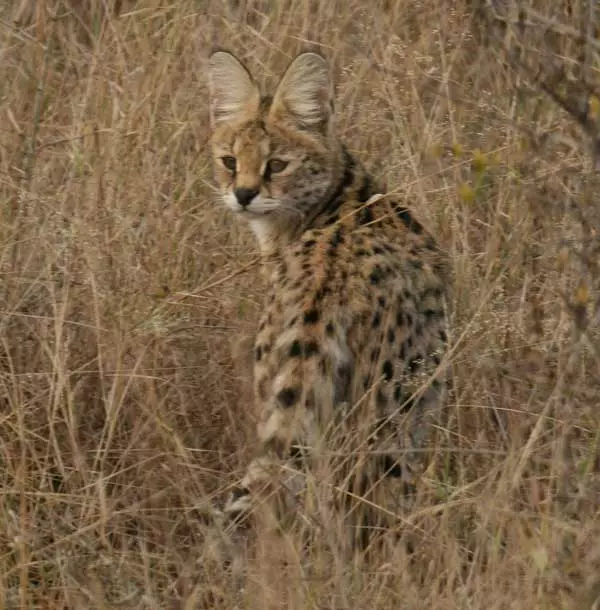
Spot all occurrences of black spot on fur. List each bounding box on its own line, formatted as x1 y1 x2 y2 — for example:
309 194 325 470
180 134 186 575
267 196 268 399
387 328 395 343
399 397 415 413
289 341 302 358
303 239 317 249
326 152 354 204
408 358 421 373
369 267 382 285
325 322 335 336
371 347 380 362
230 486 250 501
357 176 373 202
372 311 381 328
373 245 384 255
357 206 374 225
439 329 448 343
396 206 424 234
304 309 320 324
393 383 403 402
255 346 263 362
382 360 393 381
425 308 442 320
330 228 343 247
334 362 352 404
378 296 386 307
380 455 403 477
315 286 331 300
277 387 300 408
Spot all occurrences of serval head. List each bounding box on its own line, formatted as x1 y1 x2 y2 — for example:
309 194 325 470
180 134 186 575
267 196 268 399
207 50 345 249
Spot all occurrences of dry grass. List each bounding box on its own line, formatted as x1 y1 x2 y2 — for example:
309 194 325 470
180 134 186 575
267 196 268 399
1 0 599 608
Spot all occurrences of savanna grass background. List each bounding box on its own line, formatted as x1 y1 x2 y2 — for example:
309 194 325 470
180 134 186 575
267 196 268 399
1 0 600 608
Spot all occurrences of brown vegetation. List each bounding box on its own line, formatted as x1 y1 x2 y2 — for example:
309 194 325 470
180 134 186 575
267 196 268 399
1 1 599 608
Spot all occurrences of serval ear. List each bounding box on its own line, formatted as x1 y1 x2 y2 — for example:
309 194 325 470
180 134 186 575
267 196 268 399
208 51 260 128
269 52 333 132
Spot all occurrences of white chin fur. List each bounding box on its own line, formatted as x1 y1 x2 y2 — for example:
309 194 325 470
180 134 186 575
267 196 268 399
222 192 275 249
223 192 241 212
248 217 273 249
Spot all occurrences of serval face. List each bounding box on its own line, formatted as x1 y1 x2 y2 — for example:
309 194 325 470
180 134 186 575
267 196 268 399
208 51 345 246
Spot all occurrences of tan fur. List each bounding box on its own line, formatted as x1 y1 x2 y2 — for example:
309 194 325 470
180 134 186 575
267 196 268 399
208 51 451 551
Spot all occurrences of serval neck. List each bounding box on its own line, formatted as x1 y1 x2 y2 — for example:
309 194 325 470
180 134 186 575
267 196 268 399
254 148 378 260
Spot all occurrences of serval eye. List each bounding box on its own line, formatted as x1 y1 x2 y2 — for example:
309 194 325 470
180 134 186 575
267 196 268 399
266 159 288 175
221 156 237 171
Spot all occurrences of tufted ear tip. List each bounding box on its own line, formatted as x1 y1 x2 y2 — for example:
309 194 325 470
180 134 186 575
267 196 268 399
208 46 231 58
291 51 329 70
269 52 333 132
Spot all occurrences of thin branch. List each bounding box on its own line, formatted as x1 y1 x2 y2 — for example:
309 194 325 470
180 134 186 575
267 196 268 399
484 2 600 54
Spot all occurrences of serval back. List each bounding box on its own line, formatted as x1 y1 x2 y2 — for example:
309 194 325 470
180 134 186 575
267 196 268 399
208 50 451 553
